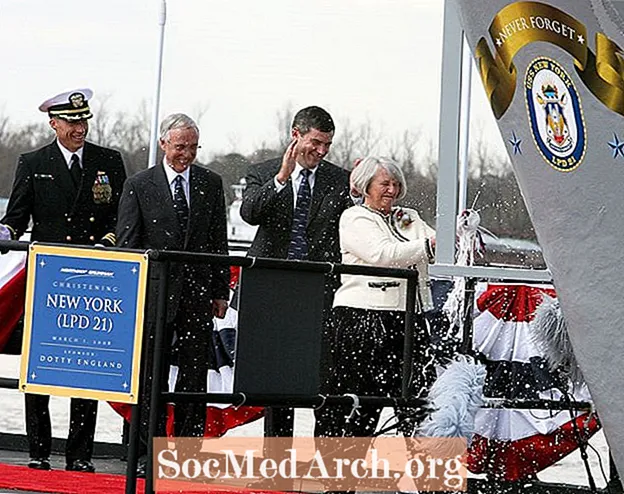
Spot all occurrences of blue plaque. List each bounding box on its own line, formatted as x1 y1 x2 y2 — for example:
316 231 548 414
20 245 148 404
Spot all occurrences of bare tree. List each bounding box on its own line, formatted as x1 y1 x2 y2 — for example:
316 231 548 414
275 104 294 149
192 102 210 126
0 102 538 244
0 112 10 143
357 119 382 157
88 93 114 145
419 140 439 180
226 131 241 154
329 119 359 168
0 117 51 197
469 121 508 178
82 100 152 175
386 129 422 166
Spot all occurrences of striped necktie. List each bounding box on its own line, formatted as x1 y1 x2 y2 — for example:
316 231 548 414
287 169 312 260
173 175 189 236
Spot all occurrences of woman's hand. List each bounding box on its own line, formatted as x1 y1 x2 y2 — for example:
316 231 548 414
425 236 436 263
212 299 229 319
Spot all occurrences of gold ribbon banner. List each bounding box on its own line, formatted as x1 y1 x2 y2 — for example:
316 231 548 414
578 33 624 116
475 1 624 118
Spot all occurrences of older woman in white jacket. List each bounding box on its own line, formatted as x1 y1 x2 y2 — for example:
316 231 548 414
315 156 436 438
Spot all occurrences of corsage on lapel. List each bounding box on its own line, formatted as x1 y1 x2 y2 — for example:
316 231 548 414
92 171 112 204
392 207 414 229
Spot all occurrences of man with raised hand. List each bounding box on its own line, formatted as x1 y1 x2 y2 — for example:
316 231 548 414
241 106 352 437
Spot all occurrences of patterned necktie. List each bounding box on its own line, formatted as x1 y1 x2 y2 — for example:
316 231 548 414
173 175 189 236
69 154 82 189
287 169 312 260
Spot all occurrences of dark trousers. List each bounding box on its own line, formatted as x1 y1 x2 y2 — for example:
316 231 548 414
314 307 432 438
139 298 214 445
25 393 97 462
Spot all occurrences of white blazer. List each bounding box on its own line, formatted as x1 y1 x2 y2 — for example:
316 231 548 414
333 205 435 312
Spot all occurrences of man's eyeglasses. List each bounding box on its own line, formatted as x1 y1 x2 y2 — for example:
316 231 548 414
167 141 201 152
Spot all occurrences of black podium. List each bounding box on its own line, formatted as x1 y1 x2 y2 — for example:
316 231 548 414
234 267 325 396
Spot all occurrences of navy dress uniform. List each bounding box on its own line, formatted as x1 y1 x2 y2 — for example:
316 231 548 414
0 89 127 472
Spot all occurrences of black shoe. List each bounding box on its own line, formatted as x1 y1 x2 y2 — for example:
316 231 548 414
28 457 51 470
66 459 95 473
136 456 147 479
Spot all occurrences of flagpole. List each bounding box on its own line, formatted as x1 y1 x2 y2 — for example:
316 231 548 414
457 34 472 213
147 0 167 168
435 0 463 265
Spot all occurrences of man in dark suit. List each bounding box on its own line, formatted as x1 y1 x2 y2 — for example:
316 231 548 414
240 106 352 436
0 88 127 472
116 113 229 474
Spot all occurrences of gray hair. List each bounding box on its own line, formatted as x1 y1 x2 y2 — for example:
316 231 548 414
159 113 199 141
350 156 407 200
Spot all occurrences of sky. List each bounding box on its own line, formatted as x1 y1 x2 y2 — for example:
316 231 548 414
0 0 505 161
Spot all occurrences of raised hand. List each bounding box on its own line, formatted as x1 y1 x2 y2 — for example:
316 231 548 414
276 139 298 185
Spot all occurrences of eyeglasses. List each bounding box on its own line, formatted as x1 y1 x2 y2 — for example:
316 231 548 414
166 141 201 153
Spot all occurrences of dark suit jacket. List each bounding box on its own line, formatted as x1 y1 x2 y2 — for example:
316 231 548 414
1 141 126 245
116 163 229 321
241 158 351 263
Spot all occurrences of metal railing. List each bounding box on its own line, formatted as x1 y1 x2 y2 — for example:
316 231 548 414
0 239 428 494
0 239 596 494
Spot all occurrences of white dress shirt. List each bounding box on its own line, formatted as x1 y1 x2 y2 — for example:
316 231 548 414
163 161 190 206
57 141 84 169
274 163 318 207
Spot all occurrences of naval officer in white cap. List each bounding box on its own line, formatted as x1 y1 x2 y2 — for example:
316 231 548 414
0 88 127 472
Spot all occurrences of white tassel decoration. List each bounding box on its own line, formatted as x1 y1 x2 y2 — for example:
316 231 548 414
418 355 487 443
530 294 585 386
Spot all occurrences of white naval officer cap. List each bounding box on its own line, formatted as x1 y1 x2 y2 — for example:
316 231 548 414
38 88 94 121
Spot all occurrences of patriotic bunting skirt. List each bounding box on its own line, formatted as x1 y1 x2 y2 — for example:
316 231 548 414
0 250 26 352
467 283 600 480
